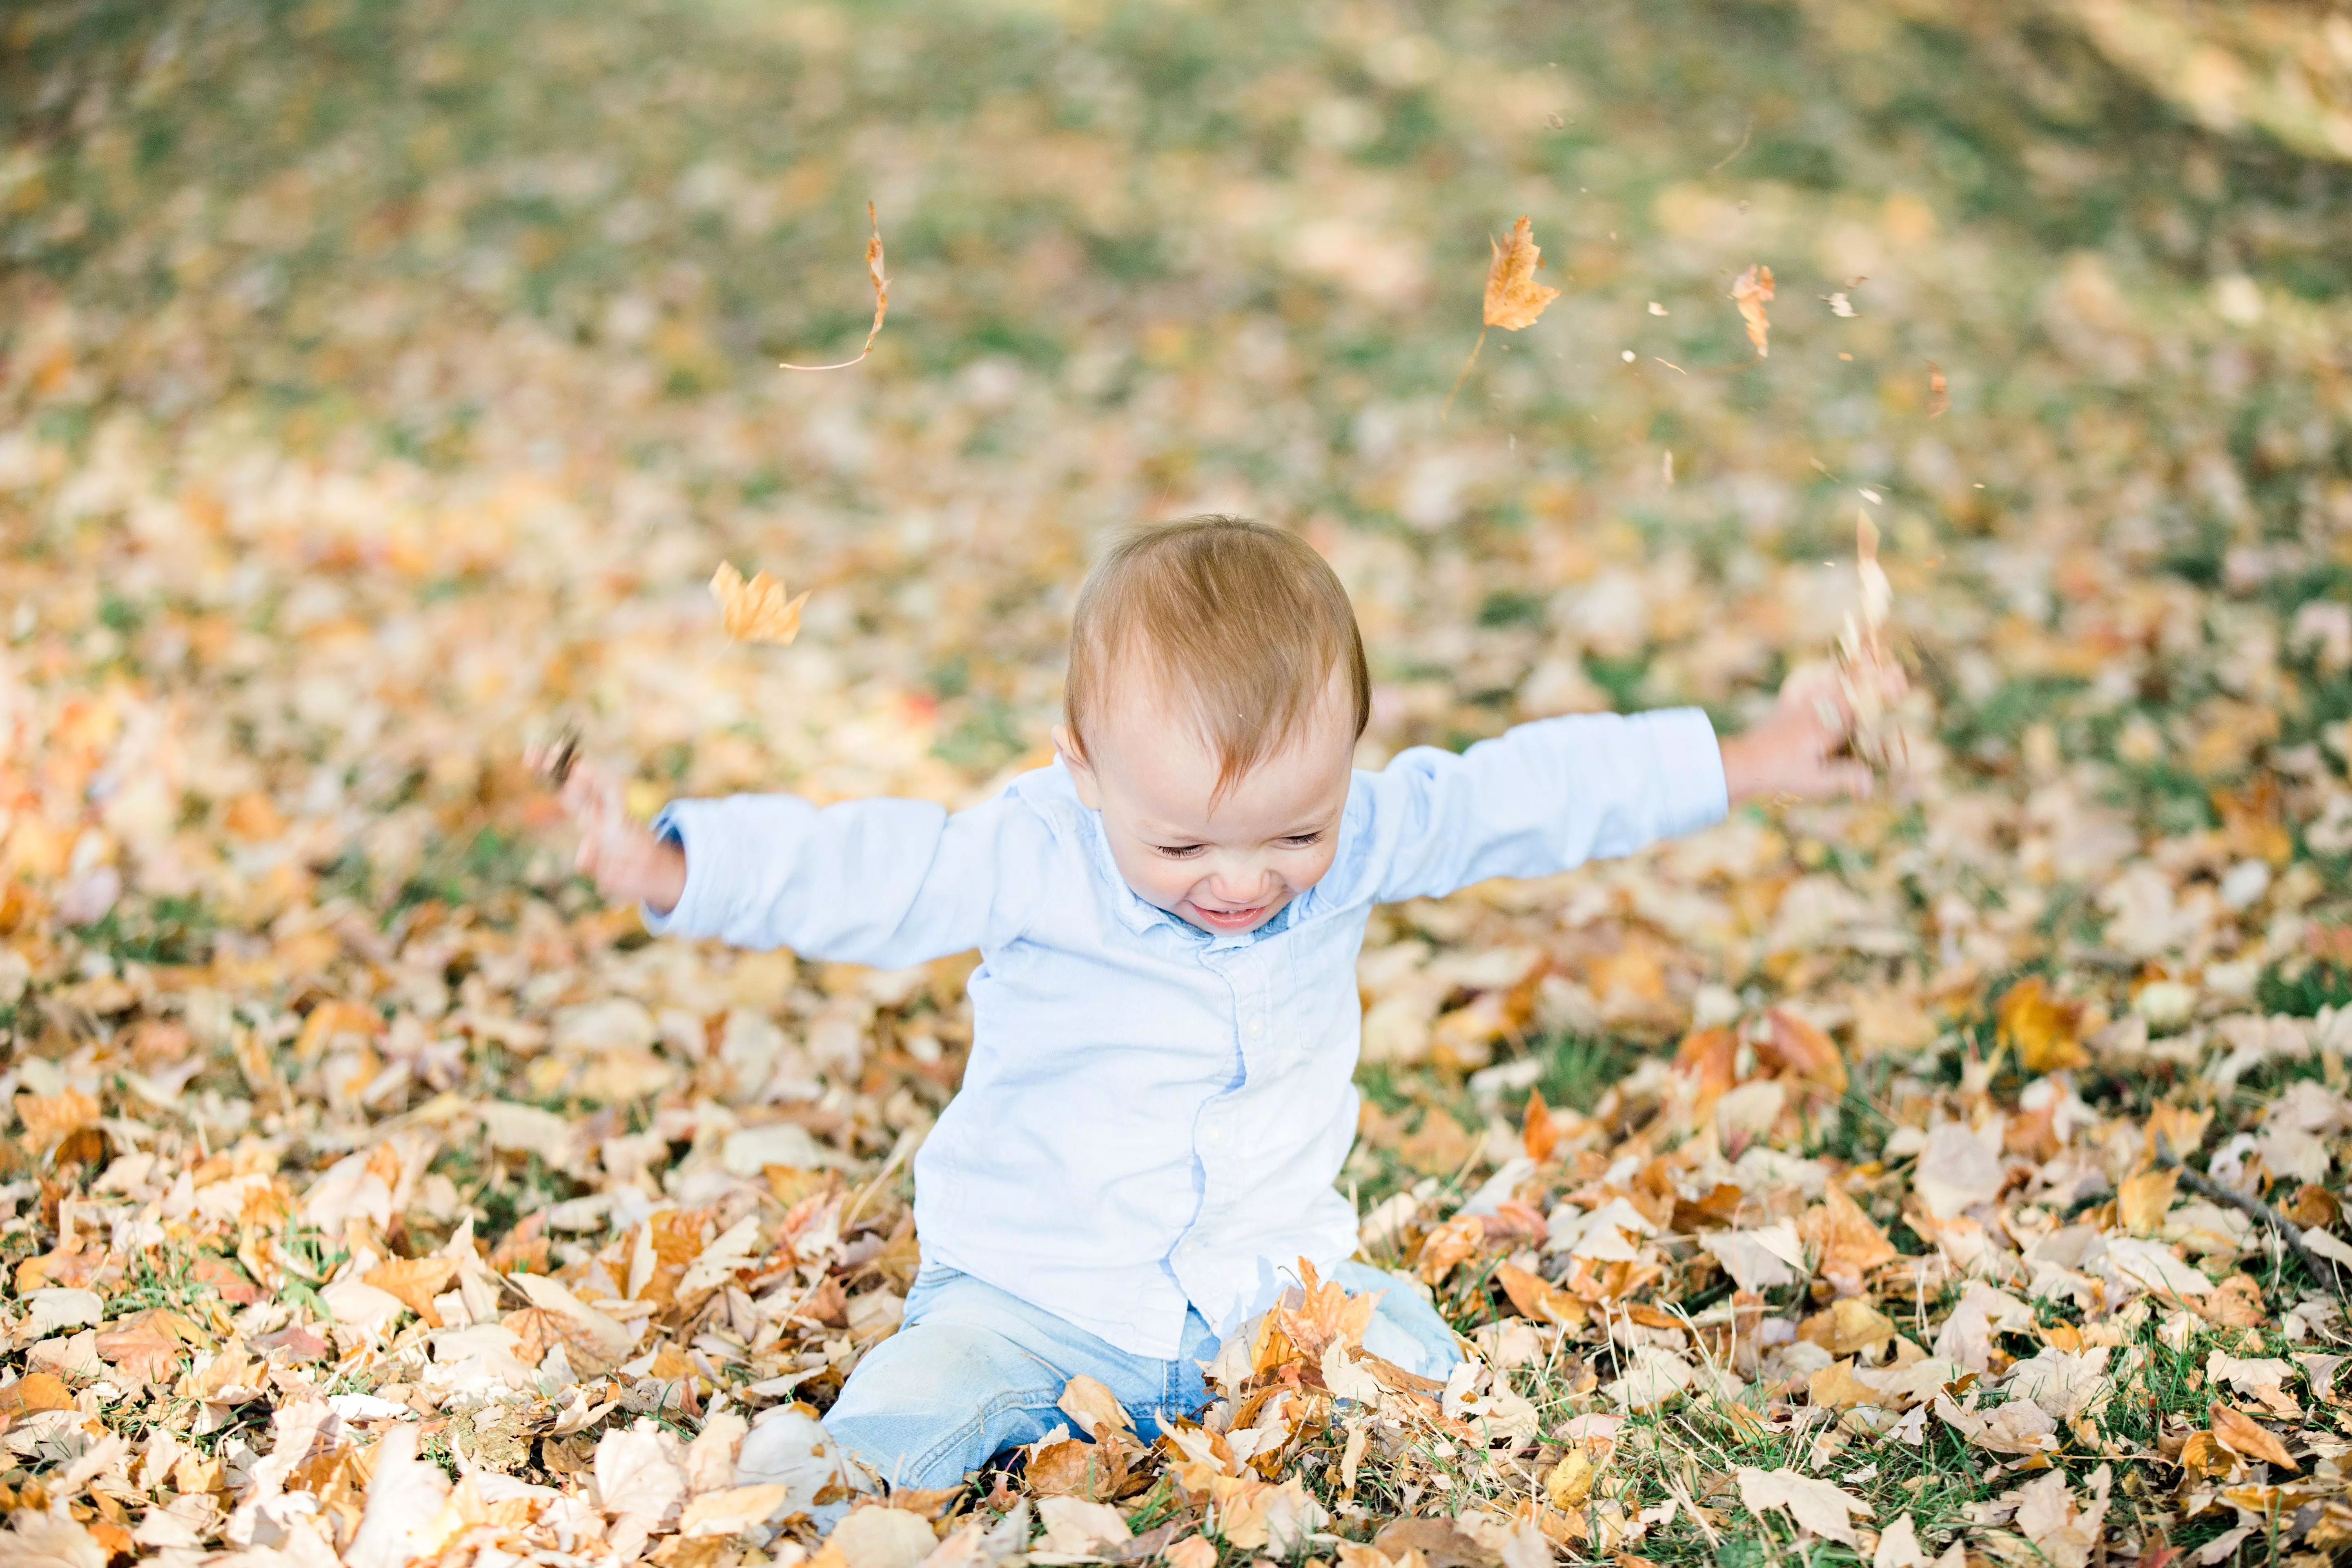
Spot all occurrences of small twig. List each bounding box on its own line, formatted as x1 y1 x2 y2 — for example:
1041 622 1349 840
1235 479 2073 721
2155 1135 2348 1298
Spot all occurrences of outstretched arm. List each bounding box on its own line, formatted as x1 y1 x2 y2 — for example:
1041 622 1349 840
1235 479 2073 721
536 756 1046 965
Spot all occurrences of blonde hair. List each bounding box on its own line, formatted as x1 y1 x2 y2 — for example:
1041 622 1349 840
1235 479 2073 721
1064 516 1370 797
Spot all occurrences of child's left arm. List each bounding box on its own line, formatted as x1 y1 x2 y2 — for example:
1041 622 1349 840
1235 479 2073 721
1352 664 1895 907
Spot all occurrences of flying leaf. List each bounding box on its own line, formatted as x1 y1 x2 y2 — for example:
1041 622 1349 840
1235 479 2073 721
1733 1466 1870 1547
711 562 813 646
1732 264 1775 357
1484 216 1561 331
1927 361 1949 417
781 202 889 371
1445 215 1560 420
1837 507 1908 771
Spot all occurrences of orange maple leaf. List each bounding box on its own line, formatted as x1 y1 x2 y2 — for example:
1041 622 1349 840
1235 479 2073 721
1732 263 1775 357
1446 215 1561 421
1484 215 1561 331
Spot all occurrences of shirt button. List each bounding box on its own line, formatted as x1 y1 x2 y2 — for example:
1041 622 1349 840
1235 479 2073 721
1246 1018 1265 1038
1203 1127 1224 1146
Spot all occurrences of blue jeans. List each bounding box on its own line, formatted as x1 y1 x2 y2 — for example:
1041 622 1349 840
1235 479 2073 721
825 1261 1460 1490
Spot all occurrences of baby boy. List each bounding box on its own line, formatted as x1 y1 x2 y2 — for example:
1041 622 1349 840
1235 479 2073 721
555 515 1870 1490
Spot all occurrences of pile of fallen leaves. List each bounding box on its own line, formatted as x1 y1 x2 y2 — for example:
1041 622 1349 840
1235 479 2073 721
7 0 2352 1566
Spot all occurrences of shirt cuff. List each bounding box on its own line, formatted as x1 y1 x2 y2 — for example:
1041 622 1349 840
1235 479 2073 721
639 801 710 937
1640 707 1729 837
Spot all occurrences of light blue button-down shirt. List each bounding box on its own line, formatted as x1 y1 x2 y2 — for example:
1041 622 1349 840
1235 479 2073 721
648 708 1726 1357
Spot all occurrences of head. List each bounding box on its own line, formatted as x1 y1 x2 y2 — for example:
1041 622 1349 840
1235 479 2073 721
1054 516 1370 935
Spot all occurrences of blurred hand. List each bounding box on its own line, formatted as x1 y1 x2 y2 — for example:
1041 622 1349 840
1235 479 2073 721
526 746 688 914
1719 662 1885 805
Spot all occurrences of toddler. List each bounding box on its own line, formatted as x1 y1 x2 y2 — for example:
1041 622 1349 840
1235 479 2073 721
555 516 1870 1490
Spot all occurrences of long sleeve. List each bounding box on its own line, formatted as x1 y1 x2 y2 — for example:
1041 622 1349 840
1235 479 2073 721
641 790 1052 966
1348 708 1727 905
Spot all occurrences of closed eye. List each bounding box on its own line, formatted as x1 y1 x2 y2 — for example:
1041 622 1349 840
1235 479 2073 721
1152 843 1208 860
1276 832 1324 849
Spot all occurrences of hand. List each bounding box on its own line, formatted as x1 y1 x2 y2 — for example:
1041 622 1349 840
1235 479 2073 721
527 746 688 913
1719 662 1879 806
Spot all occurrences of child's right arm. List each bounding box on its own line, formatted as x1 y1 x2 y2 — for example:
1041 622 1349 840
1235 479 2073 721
545 760 1045 966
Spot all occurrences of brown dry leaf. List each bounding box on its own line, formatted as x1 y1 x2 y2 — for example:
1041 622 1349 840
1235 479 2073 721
1761 1009 1847 1093
2209 1401 2296 1470
1806 1359 1887 1412
781 201 889 370
1800 1185 1898 1291
710 562 813 647
1056 1374 1135 1440
95 1308 204 1383
1731 264 1775 356
1027 1435 1129 1501
16 1089 100 1152
1496 1262 1589 1328
1522 1086 1560 1163
1485 216 1561 332
1997 978 2089 1074
363 1256 459 1326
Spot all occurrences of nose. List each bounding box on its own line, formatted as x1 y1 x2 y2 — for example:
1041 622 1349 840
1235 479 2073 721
1203 858 1275 907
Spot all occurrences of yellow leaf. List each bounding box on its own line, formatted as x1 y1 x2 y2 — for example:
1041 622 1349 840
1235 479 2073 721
364 1257 459 1327
2116 1166 2178 1234
1731 264 1775 357
1484 216 1561 331
1998 977 2089 1074
710 562 812 646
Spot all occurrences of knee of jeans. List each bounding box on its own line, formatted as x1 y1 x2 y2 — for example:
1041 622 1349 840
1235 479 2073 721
826 1321 1068 1488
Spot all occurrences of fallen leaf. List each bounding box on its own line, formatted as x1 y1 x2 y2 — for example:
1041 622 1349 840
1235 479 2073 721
2208 1401 2294 1470
781 201 889 370
363 1256 459 1325
94 1308 204 1383
1733 1466 1869 1547
1998 978 2088 1075
681 1483 789 1537
1034 1495 1131 1557
1731 265 1775 357
711 562 813 646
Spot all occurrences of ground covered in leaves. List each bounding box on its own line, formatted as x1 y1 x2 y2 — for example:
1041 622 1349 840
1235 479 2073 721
4 0 2352 1565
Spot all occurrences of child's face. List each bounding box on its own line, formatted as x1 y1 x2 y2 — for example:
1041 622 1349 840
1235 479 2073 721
1056 669 1354 935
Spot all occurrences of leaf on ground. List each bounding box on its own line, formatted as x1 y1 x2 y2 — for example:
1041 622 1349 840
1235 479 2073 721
94 1308 204 1383
1733 1466 1870 1547
1998 977 2088 1074
2208 1400 2295 1469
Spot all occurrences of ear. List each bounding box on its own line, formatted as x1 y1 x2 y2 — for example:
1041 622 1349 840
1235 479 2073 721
1053 723 1103 810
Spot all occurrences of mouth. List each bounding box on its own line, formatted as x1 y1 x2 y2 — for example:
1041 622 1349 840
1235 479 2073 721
1189 901 1271 931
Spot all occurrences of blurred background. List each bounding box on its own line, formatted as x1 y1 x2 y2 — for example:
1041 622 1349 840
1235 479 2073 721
3 0 2350 1047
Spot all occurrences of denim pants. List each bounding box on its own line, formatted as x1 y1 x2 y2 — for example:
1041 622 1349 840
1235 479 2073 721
824 1261 1461 1491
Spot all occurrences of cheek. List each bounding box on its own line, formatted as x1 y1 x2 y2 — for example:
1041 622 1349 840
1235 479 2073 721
1109 838 1199 905
1283 840 1340 891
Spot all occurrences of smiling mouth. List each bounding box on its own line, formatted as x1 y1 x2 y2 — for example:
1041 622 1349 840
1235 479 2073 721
1191 902 1270 930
